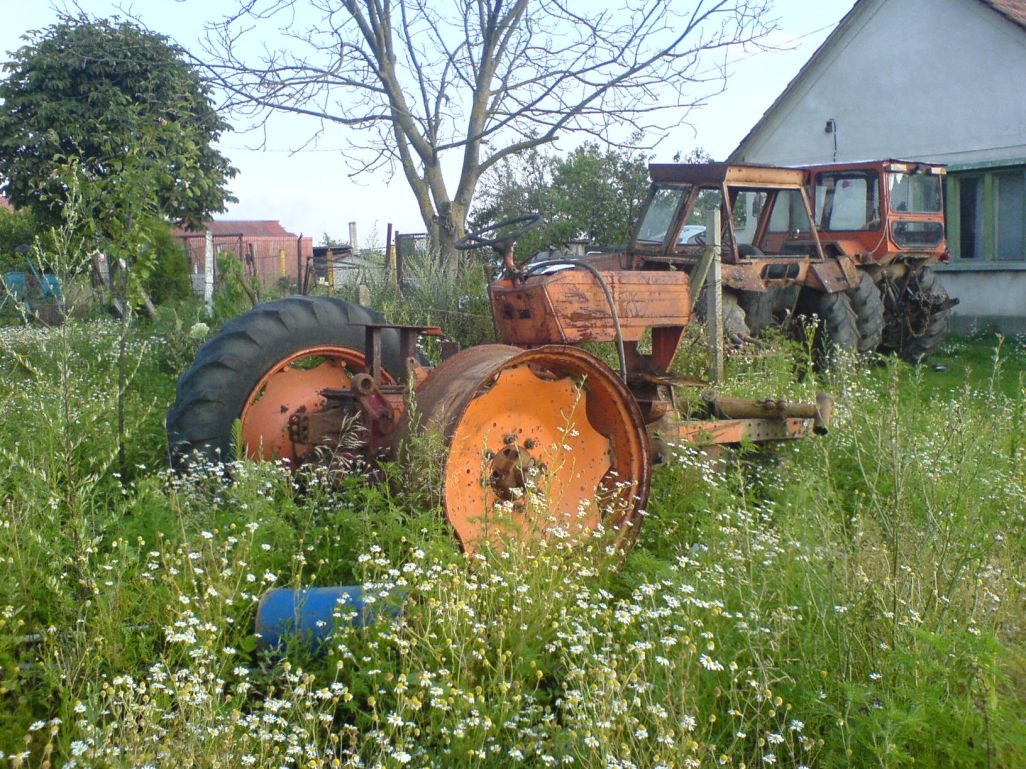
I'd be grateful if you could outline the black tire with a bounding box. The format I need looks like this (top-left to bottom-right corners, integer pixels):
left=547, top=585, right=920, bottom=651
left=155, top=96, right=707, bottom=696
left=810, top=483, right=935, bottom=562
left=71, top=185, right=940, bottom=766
left=846, top=272, right=885, bottom=354
left=738, top=290, right=775, bottom=335
left=166, top=296, right=408, bottom=468
left=695, top=288, right=750, bottom=339
left=722, top=291, right=750, bottom=339
left=795, top=289, right=859, bottom=363
left=899, top=266, right=951, bottom=363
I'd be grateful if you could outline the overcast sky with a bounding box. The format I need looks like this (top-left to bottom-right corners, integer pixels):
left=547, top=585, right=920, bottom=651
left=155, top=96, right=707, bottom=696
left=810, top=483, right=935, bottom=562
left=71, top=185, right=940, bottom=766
left=1, top=0, right=849, bottom=246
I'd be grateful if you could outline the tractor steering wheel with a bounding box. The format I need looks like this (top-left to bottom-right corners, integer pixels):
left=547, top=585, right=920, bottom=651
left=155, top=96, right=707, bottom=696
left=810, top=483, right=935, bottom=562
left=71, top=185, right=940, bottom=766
left=454, top=213, right=543, bottom=252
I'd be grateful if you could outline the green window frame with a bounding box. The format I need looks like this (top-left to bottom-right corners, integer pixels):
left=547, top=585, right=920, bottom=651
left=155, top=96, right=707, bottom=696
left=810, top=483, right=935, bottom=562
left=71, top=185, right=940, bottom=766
left=947, top=163, right=1026, bottom=262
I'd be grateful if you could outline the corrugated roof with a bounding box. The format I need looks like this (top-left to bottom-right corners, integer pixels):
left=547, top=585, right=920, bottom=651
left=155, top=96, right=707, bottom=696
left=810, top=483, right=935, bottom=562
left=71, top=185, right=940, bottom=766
left=204, top=220, right=296, bottom=238
left=979, top=0, right=1026, bottom=30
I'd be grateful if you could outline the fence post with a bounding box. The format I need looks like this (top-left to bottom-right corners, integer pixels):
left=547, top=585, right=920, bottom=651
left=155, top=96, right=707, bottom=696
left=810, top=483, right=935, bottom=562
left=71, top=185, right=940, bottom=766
left=204, top=230, right=214, bottom=316
left=385, top=223, right=396, bottom=290
left=395, top=232, right=404, bottom=297
left=705, top=207, right=724, bottom=383
left=279, top=249, right=286, bottom=280
left=296, top=235, right=303, bottom=293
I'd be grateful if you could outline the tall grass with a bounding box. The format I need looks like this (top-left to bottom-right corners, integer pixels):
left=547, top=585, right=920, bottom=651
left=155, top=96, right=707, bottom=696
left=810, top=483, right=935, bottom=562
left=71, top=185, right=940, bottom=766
left=0, top=290, right=1024, bottom=767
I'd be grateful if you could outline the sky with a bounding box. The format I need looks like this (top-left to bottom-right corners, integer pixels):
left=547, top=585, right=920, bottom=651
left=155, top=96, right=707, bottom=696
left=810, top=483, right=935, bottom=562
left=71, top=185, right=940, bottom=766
left=0, top=0, right=851, bottom=247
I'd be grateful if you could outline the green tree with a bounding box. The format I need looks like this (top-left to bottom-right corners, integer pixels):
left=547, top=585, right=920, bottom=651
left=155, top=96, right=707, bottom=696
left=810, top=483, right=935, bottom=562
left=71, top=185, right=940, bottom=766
left=0, top=16, right=236, bottom=233
left=471, top=142, right=657, bottom=260
left=0, top=207, right=38, bottom=271
left=546, top=143, right=652, bottom=248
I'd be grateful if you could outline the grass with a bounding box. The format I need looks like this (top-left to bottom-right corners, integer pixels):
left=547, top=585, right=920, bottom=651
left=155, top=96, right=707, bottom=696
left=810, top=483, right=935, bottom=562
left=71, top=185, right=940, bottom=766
left=0, top=303, right=1024, bottom=768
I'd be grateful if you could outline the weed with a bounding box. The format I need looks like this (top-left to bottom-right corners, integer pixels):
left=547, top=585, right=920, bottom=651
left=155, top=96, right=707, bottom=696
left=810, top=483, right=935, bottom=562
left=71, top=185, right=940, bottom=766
left=0, top=299, right=1024, bottom=768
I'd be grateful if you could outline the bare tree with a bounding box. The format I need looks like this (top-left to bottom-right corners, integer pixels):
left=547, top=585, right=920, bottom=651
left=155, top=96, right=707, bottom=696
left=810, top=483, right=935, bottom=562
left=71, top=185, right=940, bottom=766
left=202, top=0, right=774, bottom=272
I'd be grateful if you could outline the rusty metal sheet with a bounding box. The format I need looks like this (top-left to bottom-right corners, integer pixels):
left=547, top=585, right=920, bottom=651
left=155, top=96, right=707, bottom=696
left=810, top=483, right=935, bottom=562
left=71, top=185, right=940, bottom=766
left=670, top=417, right=812, bottom=445
left=807, top=259, right=856, bottom=293
left=649, top=163, right=809, bottom=187
left=490, top=270, right=691, bottom=346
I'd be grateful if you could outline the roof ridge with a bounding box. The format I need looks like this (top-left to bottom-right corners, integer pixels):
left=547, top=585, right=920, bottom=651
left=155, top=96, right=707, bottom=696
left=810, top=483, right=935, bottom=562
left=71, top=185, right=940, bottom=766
left=978, top=0, right=1026, bottom=31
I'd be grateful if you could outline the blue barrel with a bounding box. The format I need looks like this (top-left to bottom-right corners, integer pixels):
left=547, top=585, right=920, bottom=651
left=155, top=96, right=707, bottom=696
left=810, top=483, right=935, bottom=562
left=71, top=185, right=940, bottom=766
left=255, top=586, right=402, bottom=650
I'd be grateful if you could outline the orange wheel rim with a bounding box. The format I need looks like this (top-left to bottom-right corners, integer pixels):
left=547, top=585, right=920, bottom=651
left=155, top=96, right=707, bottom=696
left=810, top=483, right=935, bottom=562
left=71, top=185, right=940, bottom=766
left=420, top=346, right=650, bottom=552
left=240, top=345, right=391, bottom=465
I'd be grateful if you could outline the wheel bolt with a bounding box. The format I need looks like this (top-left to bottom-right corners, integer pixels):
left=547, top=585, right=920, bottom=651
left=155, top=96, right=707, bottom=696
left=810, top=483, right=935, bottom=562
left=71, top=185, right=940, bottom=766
left=503, top=434, right=517, bottom=444
left=524, top=438, right=537, bottom=449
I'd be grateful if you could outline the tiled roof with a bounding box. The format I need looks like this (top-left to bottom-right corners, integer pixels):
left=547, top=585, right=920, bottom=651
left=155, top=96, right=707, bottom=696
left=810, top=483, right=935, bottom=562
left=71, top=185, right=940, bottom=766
left=979, top=0, right=1026, bottom=30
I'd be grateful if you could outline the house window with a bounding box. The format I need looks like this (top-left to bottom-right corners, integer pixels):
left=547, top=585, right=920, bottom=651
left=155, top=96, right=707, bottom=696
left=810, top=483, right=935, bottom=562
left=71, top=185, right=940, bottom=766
left=958, top=176, right=983, bottom=259
left=950, top=165, right=1026, bottom=262
left=996, top=171, right=1025, bottom=260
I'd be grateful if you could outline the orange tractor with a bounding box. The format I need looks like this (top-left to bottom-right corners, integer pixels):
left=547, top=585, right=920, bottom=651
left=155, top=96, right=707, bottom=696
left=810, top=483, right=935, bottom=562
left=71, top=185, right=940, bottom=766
left=167, top=214, right=830, bottom=552
left=624, top=161, right=956, bottom=361
left=800, top=159, right=957, bottom=361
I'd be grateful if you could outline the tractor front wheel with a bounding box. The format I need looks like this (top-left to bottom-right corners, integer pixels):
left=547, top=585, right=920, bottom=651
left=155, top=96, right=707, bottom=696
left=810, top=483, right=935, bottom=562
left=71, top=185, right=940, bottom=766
left=696, top=289, right=751, bottom=340
left=795, top=288, right=859, bottom=364
left=166, top=296, right=408, bottom=469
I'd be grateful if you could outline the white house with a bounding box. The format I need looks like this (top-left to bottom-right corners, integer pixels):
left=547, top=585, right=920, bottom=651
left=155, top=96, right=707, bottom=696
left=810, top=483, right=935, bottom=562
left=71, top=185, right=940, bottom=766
left=731, top=0, right=1026, bottom=333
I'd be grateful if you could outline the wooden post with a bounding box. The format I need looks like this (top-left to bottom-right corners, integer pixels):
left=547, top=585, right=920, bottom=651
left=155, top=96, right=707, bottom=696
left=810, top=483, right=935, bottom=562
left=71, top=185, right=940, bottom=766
left=279, top=249, right=287, bottom=279
left=204, top=230, right=214, bottom=316
left=395, top=232, right=403, bottom=296
left=296, top=235, right=303, bottom=293
left=705, top=207, right=724, bottom=383
left=385, top=223, right=396, bottom=289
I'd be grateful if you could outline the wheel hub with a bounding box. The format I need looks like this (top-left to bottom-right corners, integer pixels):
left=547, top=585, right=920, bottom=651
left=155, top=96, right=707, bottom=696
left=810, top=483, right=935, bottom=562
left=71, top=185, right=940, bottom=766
left=487, top=436, right=542, bottom=502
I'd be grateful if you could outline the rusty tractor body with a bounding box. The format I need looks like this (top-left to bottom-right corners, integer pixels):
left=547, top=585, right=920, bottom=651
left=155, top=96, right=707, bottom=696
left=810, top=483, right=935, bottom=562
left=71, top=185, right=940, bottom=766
left=623, top=163, right=863, bottom=350
left=627, top=163, right=858, bottom=298
left=800, top=159, right=948, bottom=269
left=622, top=161, right=956, bottom=360
left=799, top=159, right=958, bottom=359
left=168, top=214, right=831, bottom=555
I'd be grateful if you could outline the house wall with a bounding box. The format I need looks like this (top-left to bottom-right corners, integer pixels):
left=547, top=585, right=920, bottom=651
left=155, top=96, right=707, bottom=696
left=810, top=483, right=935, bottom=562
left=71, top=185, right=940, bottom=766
left=733, top=0, right=1026, bottom=168
left=940, top=267, right=1026, bottom=333
left=732, top=0, right=1026, bottom=333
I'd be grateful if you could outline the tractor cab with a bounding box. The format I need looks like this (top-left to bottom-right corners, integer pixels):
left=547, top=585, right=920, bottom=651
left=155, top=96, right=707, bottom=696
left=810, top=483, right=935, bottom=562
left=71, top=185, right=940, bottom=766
left=801, top=159, right=948, bottom=266
left=627, top=163, right=857, bottom=294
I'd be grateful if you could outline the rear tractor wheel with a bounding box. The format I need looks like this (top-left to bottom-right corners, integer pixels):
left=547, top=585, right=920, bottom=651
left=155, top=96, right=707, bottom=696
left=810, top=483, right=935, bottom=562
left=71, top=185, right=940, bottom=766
left=738, top=289, right=775, bottom=336
left=167, top=296, right=409, bottom=469
left=408, top=345, right=652, bottom=552
left=881, top=266, right=953, bottom=363
left=846, top=272, right=885, bottom=354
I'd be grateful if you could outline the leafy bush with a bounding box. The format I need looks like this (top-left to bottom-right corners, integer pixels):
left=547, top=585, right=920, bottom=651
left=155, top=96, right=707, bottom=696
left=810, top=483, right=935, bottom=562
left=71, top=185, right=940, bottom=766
left=0, top=207, right=38, bottom=271
left=139, top=221, right=193, bottom=305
